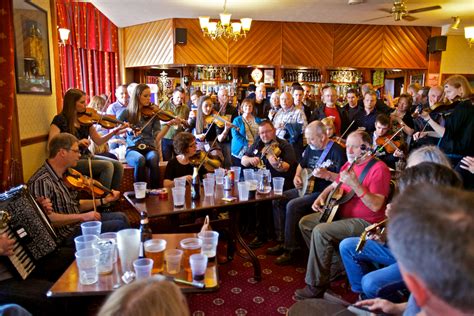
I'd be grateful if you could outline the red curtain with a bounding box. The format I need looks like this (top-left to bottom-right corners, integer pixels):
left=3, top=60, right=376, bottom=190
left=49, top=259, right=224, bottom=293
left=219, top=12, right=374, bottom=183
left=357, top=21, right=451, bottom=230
left=56, top=1, right=120, bottom=104
left=0, top=0, right=16, bottom=191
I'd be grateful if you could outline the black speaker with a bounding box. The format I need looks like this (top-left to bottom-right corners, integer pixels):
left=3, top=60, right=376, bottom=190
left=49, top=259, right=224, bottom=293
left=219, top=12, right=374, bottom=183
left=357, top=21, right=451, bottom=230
left=428, top=36, right=447, bottom=53
left=175, top=28, right=187, bottom=45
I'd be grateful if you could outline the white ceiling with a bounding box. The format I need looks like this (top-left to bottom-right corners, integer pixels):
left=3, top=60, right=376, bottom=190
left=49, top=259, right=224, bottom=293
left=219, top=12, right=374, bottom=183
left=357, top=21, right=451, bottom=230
left=91, top=0, right=474, bottom=30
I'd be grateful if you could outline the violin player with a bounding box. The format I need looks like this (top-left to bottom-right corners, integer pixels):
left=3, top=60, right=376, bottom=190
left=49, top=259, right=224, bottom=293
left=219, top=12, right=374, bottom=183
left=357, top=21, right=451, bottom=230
left=214, top=87, right=239, bottom=168
left=414, top=75, right=474, bottom=167
left=118, top=84, right=181, bottom=189
left=372, top=114, right=405, bottom=170
left=163, top=132, right=208, bottom=187
left=159, top=87, right=189, bottom=161
left=270, top=121, right=346, bottom=265
left=28, top=133, right=130, bottom=247
left=295, top=130, right=391, bottom=300
left=48, top=88, right=126, bottom=192
left=241, top=121, right=297, bottom=249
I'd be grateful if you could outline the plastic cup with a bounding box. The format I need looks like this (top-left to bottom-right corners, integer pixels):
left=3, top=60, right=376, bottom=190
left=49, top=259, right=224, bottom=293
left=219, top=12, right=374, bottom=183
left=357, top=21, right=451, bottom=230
left=165, top=249, right=183, bottom=274
left=174, top=178, right=186, bottom=188
left=133, top=258, right=154, bottom=280
left=172, top=187, right=186, bottom=208
left=81, top=221, right=102, bottom=236
left=93, top=238, right=114, bottom=274
left=231, top=166, right=241, bottom=182
left=237, top=181, right=249, bottom=201
left=74, top=235, right=99, bottom=252
left=273, top=177, right=285, bottom=195
left=206, top=173, right=215, bottom=183
left=133, top=182, right=147, bottom=200
left=203, top=178, right=215, bottom=197
left=75, top=248, right=100, bottom=285
left=117, top=229, right=141, bottom=273
left=180, top=238, right=202, bottom=272
left=247, top=179, right=258, bottom=199
left=100, top=232, right=117, bottom=263
left=243, top=169, right=255, bottom=181
left=189, top=253, right=208, bottom=282
left=144, top=239, right=167, bottom=274
left=215, top=168, right=225, bottom=185
left=198, top=231, right=219, bottom=258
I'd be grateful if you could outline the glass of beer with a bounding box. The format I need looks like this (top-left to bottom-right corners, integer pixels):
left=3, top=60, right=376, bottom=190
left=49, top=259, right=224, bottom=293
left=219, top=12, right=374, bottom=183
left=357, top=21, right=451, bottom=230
left=180, top=238, right=202, bottom=272
left=144, top=239, right=167, bottom=274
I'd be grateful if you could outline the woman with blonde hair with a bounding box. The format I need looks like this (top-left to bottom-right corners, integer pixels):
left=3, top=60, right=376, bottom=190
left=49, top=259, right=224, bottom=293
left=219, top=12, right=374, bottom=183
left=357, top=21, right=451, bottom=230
left=98, top=279, right=189, bottom=316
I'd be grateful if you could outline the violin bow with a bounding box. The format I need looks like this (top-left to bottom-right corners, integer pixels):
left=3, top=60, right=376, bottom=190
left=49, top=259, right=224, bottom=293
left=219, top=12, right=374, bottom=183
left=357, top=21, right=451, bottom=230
left=97, top=93, right=112, bottom=126
left=202, top=100, right=229, bottom=139
left=339, top=120, right=355, bottom=141
left=196, top=135, right=220, bottom=173
left=87, top=157, right=98, bottom=214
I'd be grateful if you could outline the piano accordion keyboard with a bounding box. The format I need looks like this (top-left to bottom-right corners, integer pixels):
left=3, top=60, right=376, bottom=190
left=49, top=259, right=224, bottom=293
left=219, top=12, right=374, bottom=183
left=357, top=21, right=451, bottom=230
left=0, top=225, right=35, bottom=280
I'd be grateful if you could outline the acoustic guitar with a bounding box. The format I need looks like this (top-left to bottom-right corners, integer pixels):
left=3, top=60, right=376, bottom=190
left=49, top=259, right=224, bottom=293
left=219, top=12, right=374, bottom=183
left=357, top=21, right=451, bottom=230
left=298, top=160, right=333, bottom=197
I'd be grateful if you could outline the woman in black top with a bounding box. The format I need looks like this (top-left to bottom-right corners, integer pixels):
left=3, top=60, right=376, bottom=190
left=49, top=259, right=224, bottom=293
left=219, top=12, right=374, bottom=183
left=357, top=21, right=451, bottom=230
left=48, top=88, right=125, bottom=190
left=163, top=132, right=207, bottom=187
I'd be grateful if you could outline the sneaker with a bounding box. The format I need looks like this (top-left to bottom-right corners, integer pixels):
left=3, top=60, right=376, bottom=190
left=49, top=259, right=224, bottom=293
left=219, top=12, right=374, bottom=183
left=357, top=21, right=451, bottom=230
left=248, top=237, right=266, bottom=249
left=294, top=284, right=326, bottom=300
left=266, top=243, right=285, bottom=256
left=274, top=251, right=294, bottom=265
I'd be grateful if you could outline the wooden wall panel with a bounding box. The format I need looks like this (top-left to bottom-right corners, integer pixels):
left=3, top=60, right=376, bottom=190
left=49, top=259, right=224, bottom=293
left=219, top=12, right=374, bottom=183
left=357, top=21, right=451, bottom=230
left=333, top=24, right=383, bottom=68
left=382, top=26, right=431, bottom=69
left=228, top=21, right=282, bottom=66
left=174, top=19, right=227, bottom=65
left=281, top=22, right=333, bottom=67
left=124, top=19, right=173, bottom=67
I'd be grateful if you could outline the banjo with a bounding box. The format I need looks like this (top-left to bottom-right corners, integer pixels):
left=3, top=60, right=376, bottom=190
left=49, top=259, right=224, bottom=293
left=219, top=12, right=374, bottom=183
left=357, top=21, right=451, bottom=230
left=298, top=160, right=333, bottom=197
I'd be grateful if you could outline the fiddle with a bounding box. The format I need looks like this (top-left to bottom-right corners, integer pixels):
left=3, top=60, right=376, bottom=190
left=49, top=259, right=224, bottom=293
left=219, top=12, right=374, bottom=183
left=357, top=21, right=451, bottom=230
left=141, top=104, right=189, bottom=127
left=189, top=150, right=222, bottom=172
left=257, top=141, right=282, bottom=169
left=355, top=219, right=388, bottom=253
left=375, top=135, right=402, bottom=154
left=331, top=136, right=346, bottom=149
left=63, top=168, right=112, bottom=196
left=78, top=108, right=129, bottom=130
left=204, top=112, right=239, bottom=130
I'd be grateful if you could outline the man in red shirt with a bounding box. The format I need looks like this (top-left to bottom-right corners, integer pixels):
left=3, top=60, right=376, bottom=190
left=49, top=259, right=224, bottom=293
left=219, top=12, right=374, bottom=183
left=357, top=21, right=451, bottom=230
left=309, top=86, right=348, bottom=135
left=295, top=130, right=391, bottom=299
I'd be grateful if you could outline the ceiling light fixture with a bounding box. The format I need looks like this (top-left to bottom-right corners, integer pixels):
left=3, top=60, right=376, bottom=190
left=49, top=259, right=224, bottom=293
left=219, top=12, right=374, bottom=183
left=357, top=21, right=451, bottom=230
left=199, top=0, right=252, bottom=41
left=451, top=16, right=461, bottom=30
left=465, top=26, right=474, bottom=47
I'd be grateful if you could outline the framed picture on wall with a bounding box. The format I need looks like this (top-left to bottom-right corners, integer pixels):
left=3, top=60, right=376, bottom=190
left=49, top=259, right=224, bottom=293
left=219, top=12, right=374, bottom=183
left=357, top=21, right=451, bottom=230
left=410, top=74, right=425, bottom=86
left=12, top=0, right=52, bottom=94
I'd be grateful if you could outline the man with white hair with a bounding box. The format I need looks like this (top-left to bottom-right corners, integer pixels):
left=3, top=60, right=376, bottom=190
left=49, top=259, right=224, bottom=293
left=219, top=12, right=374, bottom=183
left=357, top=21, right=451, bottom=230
left=215, top=86, right=238, bottom=168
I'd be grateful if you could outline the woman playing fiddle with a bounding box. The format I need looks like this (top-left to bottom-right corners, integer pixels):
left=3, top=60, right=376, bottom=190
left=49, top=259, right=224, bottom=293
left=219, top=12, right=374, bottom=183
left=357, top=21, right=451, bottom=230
left=231, top=98, right=262, bottom=167
left=118, top=83, right=180, bottom=189
left=389, top=94, right=414, bottom=138
left=413, top=75, right=474, bottom=165
left=48, top=88, right=126, bottom=191
left=187, top=95, right=233, bottom=152
left=163, top=132, right=207, bottom=188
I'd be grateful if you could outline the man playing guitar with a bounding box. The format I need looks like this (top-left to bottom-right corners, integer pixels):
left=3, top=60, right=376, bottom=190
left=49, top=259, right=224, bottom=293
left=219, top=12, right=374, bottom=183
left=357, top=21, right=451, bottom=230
left=294, top=130, right=391, bottom=300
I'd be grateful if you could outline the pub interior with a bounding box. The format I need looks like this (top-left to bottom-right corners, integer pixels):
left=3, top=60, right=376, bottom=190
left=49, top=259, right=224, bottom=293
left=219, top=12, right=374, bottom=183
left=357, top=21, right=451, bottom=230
left=1, top=0, right=474, bottom=315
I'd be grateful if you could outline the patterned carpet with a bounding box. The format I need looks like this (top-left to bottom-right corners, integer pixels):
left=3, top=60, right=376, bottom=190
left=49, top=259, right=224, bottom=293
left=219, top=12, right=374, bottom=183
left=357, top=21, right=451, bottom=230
left=186, top=240, right=357, bottom=316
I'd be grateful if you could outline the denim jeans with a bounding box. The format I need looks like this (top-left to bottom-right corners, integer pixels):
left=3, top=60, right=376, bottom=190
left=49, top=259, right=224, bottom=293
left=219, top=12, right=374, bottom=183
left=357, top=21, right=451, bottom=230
left=272, top=188, right=317, bottom=250
left=339, top=237, right=405, bottom=299
left=125, top=149, right=160, bottom=188
left=75, top=155, right=123, bottom=190
left=161, top=138, right=174, bottom=162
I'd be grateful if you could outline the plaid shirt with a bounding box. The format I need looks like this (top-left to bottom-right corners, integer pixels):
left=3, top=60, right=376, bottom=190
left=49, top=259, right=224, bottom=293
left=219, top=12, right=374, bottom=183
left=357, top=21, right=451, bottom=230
left=272, top=106, right=307, bottom=139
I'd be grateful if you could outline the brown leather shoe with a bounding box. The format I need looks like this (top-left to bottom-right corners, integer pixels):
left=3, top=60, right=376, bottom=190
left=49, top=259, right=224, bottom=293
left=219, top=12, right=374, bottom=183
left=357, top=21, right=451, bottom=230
left=266, top=243, right=285, bottom=256
left=274, top=251, right=294, bottom=265
left=294, top=284, right=325, bottom=300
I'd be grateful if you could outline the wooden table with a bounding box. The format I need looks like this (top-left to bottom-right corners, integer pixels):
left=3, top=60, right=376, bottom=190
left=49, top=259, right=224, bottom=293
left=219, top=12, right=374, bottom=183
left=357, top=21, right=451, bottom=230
left=124, top=184, right=283, bottom=281
left=47, top=233, right=219, bottom=297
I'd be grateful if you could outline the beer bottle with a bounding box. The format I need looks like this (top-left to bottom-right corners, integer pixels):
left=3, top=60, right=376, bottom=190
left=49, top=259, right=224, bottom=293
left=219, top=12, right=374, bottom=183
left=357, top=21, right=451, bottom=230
left=139, top=211, right=152, bottom=258
left=191, top=167, right=200, bottom=200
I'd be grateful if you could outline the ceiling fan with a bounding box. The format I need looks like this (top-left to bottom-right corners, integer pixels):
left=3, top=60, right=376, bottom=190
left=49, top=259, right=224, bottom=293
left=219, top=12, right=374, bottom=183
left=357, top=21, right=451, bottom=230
left=363, top=0, right=442, bottom=22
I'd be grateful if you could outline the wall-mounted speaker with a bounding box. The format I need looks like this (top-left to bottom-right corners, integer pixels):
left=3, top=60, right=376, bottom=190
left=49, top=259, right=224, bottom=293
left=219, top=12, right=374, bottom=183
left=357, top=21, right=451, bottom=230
left=175, top=28, right=187, bottom=45
left=428, top=36, right=447, bottom=53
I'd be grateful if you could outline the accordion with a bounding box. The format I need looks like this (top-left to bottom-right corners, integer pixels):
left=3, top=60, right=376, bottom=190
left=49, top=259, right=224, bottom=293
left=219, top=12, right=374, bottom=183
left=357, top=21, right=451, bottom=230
left=0, top=185, right=59, bottom=279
